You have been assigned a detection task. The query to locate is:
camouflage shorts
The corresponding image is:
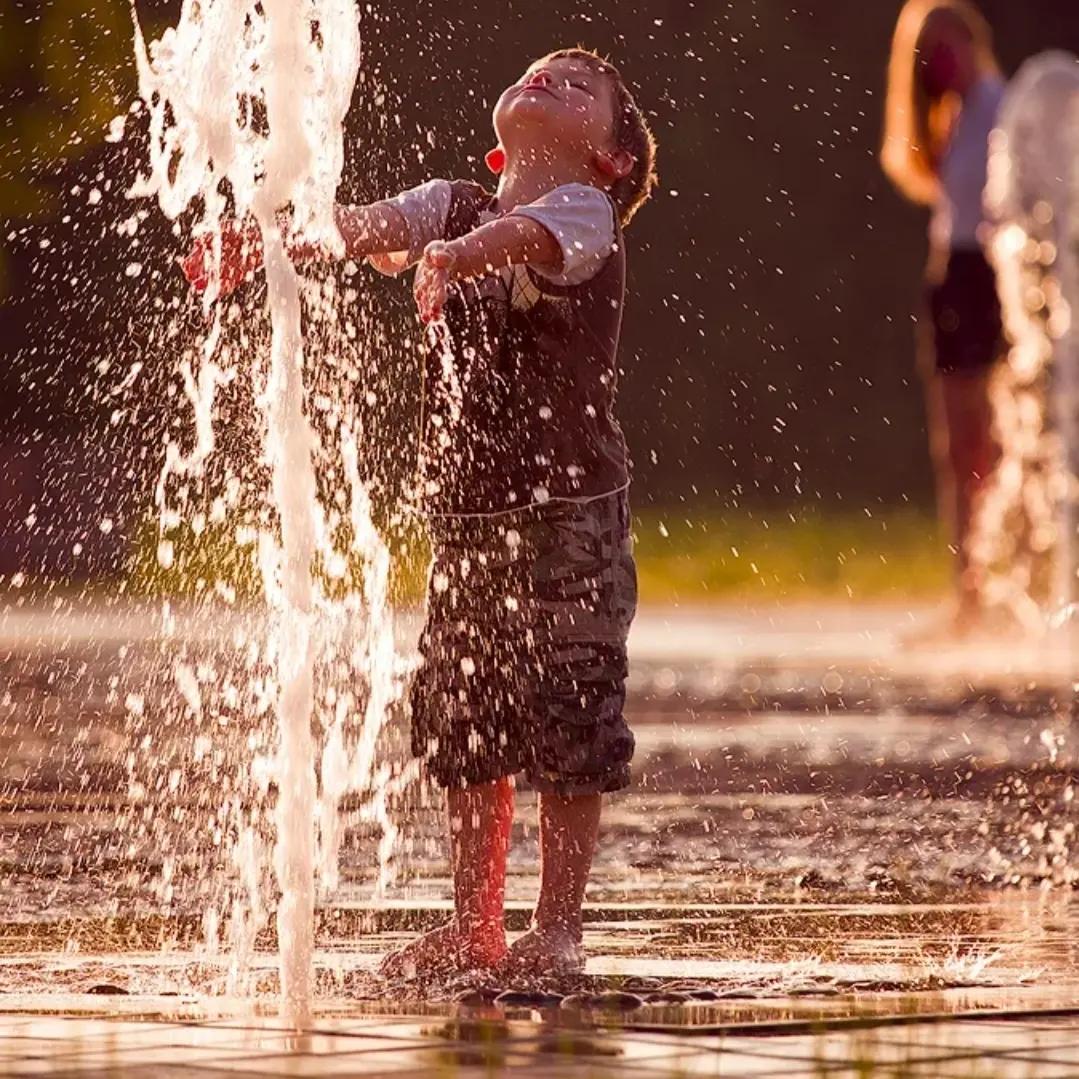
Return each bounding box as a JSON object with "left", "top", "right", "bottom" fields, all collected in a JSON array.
[{"left": 409, "top": 490, "right": 637, "bottom": 795}]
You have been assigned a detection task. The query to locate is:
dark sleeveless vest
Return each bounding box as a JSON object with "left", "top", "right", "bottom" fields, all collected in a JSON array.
[{"left": 415, "top": 180, "right": 630, "bottom": 516}]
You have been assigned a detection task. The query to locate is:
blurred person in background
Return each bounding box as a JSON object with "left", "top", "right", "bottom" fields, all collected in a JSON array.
[{"left": 882, "top": 0, "right": 1006, "bottom": 637}]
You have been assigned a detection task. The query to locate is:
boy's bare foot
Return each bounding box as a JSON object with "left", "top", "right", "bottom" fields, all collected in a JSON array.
[
  {"left": 378, "top": 919, "right": 507, "bottom": 981},
  {"left": 500, "top": 924, "right": 585, "bottom": 978}
]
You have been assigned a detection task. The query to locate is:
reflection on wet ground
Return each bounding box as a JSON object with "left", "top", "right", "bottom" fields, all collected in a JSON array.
[
  {"left": 0, "top": 599, "right": 1076, "bottom": 1030},
  {"left": 2, "top": 1007, "right": 1079, "bottom": 1078}
]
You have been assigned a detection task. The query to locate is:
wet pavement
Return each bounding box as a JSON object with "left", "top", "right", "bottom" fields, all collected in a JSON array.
[
  {"left": 0, "top": 597, "right": 1076, "bottom": 1074},
  {"left": 0, "top": 1006, "right": 1078, "bottom": 1076}
]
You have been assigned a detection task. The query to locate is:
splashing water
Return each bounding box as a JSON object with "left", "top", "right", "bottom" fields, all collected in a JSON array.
[
  {"left": 977, "top": 52, "right": 1079, "bottom": 637},
  {"left": 979, "top": 53, "right": 1079, "bottom": 890},
  {"left": 129, "top": 0, "right": 397, "bottom": 1026}
]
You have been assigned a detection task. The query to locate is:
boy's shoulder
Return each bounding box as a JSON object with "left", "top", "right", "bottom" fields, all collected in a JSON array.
[
  {"left": 437, "top": 178, "right": 495, "bottom": 206},
  {"left": 440, "top": 178, "right": 496, "bottom": 237},
  {"left": 446, "top": 178, "right": 494, "bottom": 196},
  {"left": 437, "top": 178, "right": 616, "bottom": 215},
  {"left": 513, "top": 182, "right": 621, "bottom": 230}
]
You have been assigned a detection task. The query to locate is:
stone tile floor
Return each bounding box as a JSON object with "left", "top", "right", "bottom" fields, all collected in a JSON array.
[
  {"left": 1, "top": 1009, "right": 1078, "bottom": 1077},
  {"left": 2, "top": 597, "right": 1075, "bottom": 1076}
]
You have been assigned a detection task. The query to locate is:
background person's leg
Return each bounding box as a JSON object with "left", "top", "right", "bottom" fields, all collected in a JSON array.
[
  {"left": 921, "top": 365, "right": 958, "bottom": 550},
  {"left": 940, "top": 367, "right": 998, "bottom": 611}
]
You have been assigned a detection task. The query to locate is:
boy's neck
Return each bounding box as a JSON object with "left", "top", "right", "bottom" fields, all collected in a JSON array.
[{"left": 496, "top": 151, "right": 602, "bottom": 210}]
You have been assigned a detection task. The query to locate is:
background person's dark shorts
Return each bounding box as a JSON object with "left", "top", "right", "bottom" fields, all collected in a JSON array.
[
  {"left": 926, "top": 248, "right": 1005, "bottom": 374},
  {"left": 409, "top": 489, "right": 637, "bottom": 795}
]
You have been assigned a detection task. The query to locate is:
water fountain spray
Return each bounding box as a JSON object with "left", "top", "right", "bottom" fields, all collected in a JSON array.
[
  {"left": 129, "top": 0, "right": 377, "bottom": 1026},
  {"left": 980, "top": 52, "right": 1079, "bottom": 638}
]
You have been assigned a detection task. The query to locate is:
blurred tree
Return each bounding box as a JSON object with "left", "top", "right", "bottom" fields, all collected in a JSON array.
[{"left": 0, "top": 0, "right": 137, "bottom": 290}]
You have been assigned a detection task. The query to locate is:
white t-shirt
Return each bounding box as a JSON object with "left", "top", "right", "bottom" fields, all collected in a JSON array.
[
  {"left": 931, "top": 75, "right": 1006, "bottom": 252},
  {"left": 368, "top": 180, "right": 617, "bottom": 286}
]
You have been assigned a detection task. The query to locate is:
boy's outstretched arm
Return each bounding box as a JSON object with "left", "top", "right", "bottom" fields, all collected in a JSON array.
[
  {"left": 181, "top": 200, "right": 413, "bottom": 295},
  {"left": 414, "top": 217, "right": 561, "bottom": 322},
  {"left": 309, "top": 202, "right": 412, "bottom": 261}
]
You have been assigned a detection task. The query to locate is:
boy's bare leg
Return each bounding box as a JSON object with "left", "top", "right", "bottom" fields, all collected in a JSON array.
[
  {"left": 450, "top": 778, "right": 514, "bottom": 951},
  {"left": 502, "top": 791, "right": 601, "bottom": 976},
  {"left": 379, "top": 777, "right": 513, "bottom": 979}
]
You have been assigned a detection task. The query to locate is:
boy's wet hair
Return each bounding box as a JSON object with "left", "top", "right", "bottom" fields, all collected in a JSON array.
[{"left": 540, "top": 47, "right": 658, "bottom": 225}]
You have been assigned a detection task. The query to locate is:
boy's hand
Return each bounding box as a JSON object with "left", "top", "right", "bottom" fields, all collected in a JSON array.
[
  {"left": 414, "top": 241, "right": 457, "bottom": 323},
  {"left": 181, "top": 218, "right": 264, "bottom": 297}
]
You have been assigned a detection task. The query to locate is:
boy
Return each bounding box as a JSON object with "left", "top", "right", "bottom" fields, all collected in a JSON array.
[{"left": 188, "top": 48, "right": 656, "bottom": 978}]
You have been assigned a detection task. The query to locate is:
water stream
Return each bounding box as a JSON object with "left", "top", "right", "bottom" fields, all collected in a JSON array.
[
  {"left": 129, "top": 0, "right": 392, "bottom": 1026},
  {"left": 979, "top": 51, "right": 1079, "bottom": 635}
]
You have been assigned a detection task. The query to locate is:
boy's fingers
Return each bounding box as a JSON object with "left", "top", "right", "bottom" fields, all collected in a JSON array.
[
  {"left": 180, "top": 219, "right": 265, "bottom": 298},
  {"left": 414, "top": 262, "right": 448, "bottom": 323},
  {"left": 181, "top": 235, "right": 212, "bottom": 289},
  {"left": 422, "top": 242, "right": 455, "bottom": 269},
  {"left": 419, "top": 294, "right": 441, "bottom": 323},
  {"left": 414, "top": 281, "right": 431, "bottom": 320},
  {"left": 181, "top": 255, "right": 209, "bottom": 291},
  {"left": 427, "top": 284, "right": 445, "bottom": 321}
]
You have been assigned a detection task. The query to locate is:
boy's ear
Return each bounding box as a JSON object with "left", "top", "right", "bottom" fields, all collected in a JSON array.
[{"left": 593, "top": 148, "right": 635, "bottom": 180}]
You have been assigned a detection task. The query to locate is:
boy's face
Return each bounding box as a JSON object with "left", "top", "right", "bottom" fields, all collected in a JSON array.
[{"left": 494, "top": 56, "right": 618, "bottom": 159}]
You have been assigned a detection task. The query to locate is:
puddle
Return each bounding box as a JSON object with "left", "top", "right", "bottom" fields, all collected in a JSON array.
[{"left": 0, "top": 893, "right": 1074, "bottom": 1014}]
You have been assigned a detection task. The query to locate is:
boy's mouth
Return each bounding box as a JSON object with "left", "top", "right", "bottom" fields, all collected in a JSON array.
[{"left": 517, "top": 84, "right": 558, "bottom": 100}]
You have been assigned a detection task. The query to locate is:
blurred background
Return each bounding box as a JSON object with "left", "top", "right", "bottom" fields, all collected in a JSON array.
[{"left": 2, "top": 0, "right": 1078, "bottom": 601}]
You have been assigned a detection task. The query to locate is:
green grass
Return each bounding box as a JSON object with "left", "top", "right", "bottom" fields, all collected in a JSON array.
[
  {"left": 118, "top": 507, "right": 951, "bottom": 606},
  {"left": 632, "top": 507, "right": 951, "bottom": 604},
  {"left": 125, "top": 512, "right": 432, "bottom": 607}
]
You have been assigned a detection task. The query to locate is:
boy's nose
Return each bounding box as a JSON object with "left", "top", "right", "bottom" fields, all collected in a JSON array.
[{"left": 525, "top": 70, "right": 552, "bottom": 89}]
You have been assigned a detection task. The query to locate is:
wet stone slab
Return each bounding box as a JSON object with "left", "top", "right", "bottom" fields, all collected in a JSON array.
[
  {"left": 0, "top": 597, "right": 1076, "bottom": 1063},
  {"left": 0, "top": 894, "right": 1075, "bottom": 1009},
  {"left": 0, "top": 1004, "right": 1078, "bottom": 1077}
]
